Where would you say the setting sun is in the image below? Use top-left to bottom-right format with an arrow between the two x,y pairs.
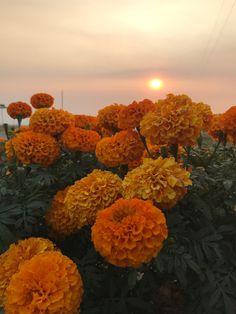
149,78 -> 163,90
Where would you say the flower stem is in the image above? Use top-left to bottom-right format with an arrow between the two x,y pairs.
170,144 -> 179,161
136,127 -> 153,159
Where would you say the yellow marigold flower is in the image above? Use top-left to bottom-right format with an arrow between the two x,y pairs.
118,99 -> 156,129
45,187 -> 79,238
97,104 -> 125,130
96,129 -> 144,167
64,169 -> 123,230
208,114 -> 224,140
7,102 -> 32,119
7,131 -> 60,166
92,198 -> 168,268
194,102 -> 213,131
5,251 -> 83,314
75,114 -> 98,130
61,126 -> 101,152
140,94 -> 203,146
0,237 -> 55,307
222,106 -> 236,140
30,93 -> 54,109
30,108 -> 75,136
123,157 -> 192,209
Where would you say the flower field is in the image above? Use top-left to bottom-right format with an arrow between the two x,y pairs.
0,93 -> 235,314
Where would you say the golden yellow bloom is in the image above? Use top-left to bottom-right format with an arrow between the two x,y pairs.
97,104 -> 125,130
61,126 -> 101,152
194,102 -> 213,131
64,169 -> 123,230
208,114 -> 224,140
140,94 -> 203,146
222,106 -> 236,140
30,93 -> 54,109
30,108 -> 75,136
45,187 -> 79,238
95,129 -> 144,167
0,237 -> 55,307
92,198 -> 168,267
7,102 -> 32,119
5,251 -> 83,314
118,99 -> 156,129
123,157 -> 192,209
7,131 -> 60,166
75,114 -> 98,130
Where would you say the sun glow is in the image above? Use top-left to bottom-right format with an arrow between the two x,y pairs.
149,78 -> 163,90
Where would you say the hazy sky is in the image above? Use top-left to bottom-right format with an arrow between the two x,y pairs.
1,0 -> 236,123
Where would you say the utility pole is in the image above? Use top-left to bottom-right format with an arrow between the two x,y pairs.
0,104 -> 6,125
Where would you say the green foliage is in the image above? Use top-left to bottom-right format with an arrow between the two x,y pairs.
0,134 -> 236,313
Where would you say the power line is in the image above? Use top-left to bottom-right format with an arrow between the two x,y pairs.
205,0 -> 236,61
202,0 -> 226,61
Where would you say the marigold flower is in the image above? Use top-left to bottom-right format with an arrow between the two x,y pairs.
45,187 -> 79,238
98,126 -> 115,138
7,102 -> 32,119
96,129 -> 144,167
7,131 -> 60,166
30,108 -> 75,136
123,157 -> 192,209
92,198 -> 168,267
0,137 -> 5,142
61,126 -> 101,152
222,106 -> 236,140
30,93 -> 54,109
0,237 -> 55,307
140,94 -> 203,146
194,102 -> 213,131
13,126 -> 30,134
5,251 -> 83,314
75,114 -> 98,130
208,114 -> 224,140
128,159 -> 143,170
97,104 -> 125,130
118,99 -> 156,129
64,169 -> 123,230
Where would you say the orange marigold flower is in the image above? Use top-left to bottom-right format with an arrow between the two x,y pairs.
0,137 -> 5,142
118,99 -> 156,129
123,157 -> 192,209
30,108 -> 75,136
96,129 -> 144,167
140,94 -> 203,146
45,187 -> 79,238
64,170 -> 123,230
30,93 -> 54,109
222,106 -> 236,140
7,131 -> 60,166
75,114 -> 98,130
128,159 -> 143,170
97,104 -> 125,130
98,126 -> 114,138
0,237 -> 55,307
61,126 -> 101,152
208,114 -> 224,140
7,102 -> 32,119
194,102 -> 213,131
92,198 -> 168,268
5,251 -> 83,314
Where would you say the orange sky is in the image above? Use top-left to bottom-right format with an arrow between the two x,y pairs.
1,0 -> 236,123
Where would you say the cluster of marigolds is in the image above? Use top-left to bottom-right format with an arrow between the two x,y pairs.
0,92 -> 235,313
